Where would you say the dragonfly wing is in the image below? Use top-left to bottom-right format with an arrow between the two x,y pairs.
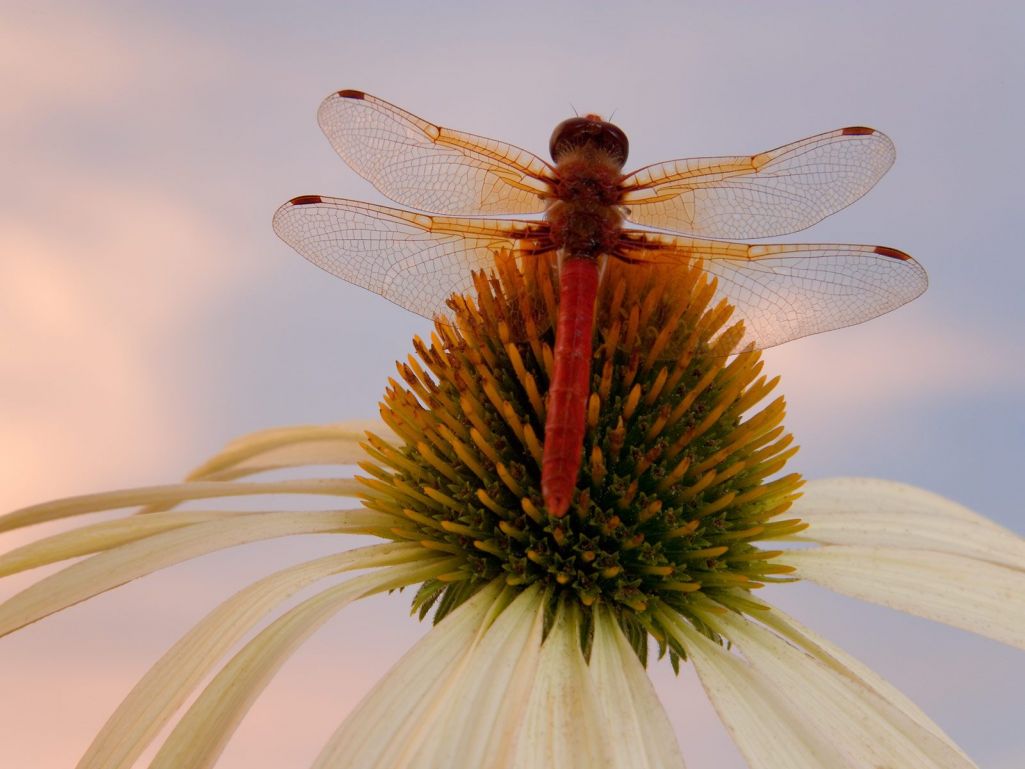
273,196 -> 553,319
618,230 -> 927,349
621,127 -> 895,238
317,90 -> 555,215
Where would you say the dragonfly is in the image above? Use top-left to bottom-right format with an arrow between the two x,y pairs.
273,89 -> 927,519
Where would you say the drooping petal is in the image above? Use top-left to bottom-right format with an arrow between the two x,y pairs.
509,602 -> 615,769
0,509 -> 390,636
713,609 -> 977,768
756,603 -> 969,757
0,478 -> 362,533
77,542 -> 425,769
307,582 -> 508,766
660,609 -> 847,768
316,589 -> 682,769
184,422 -> 393,482
784,545 -> 1025,649
399,587 -> 544,768
793,477 -> 1025,569
0,510 -> 240,577
590,607 -> 687,769
148,557 -> 453,769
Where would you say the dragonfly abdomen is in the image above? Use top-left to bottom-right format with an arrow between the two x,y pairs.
542,255 -> 600,518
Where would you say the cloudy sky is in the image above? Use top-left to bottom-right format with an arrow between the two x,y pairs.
1,1 -> 1023,767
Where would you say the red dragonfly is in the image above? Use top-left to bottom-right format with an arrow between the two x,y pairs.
273,90 -> 926,518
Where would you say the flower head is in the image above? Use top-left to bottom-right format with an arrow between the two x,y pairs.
362,251 -> 804,660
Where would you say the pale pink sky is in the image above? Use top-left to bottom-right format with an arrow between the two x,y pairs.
2,2 -> 1023,768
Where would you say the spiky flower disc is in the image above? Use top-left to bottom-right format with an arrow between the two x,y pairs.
358,253 -> 806,662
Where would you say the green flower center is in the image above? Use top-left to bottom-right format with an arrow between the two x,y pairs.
358,252 -> 805,662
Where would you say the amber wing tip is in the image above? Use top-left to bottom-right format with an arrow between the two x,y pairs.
874,245 -> 912,261
288,195 -> 324,206
841,126 -> 878,136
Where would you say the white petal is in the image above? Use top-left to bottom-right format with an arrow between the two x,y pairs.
0,510 -> 239,577
0,508 -> 388,636
311,581 -> 507,768
317,592 -> 682,769
793,477 -> 1025,570
403,587 -> 545,769
661,610 -> 846,768
715,610 -> 977,768
78,542 -> 423,769
0,478 -> 363,533
184,421 -> 393,481
510,603 -> 615,769
148,557 -> 449,769
757,605 -> 970,758
784,546 -> 1025,649
590,607 -> 686,769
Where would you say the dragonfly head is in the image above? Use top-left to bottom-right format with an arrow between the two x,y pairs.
549,114 -> 629,168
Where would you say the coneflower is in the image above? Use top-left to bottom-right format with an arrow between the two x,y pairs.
1,250 -> 1022,769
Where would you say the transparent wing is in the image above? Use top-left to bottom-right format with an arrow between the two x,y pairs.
272,196 -> 552,319
620,127 -> 896,238
317,90 -> 556,215
617,230 -> 927,349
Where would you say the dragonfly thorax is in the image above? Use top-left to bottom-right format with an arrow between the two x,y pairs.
547,199 -> 623,258
548,120 -> 627,259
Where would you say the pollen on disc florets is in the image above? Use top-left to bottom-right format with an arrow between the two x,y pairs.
357,252 -> 806,663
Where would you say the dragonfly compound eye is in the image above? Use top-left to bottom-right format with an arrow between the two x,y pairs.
549,116 -> 629,167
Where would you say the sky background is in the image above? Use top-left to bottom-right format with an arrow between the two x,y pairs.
1,1 -> 1023,767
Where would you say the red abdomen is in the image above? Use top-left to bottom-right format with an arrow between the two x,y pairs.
542,256 -> 599,517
